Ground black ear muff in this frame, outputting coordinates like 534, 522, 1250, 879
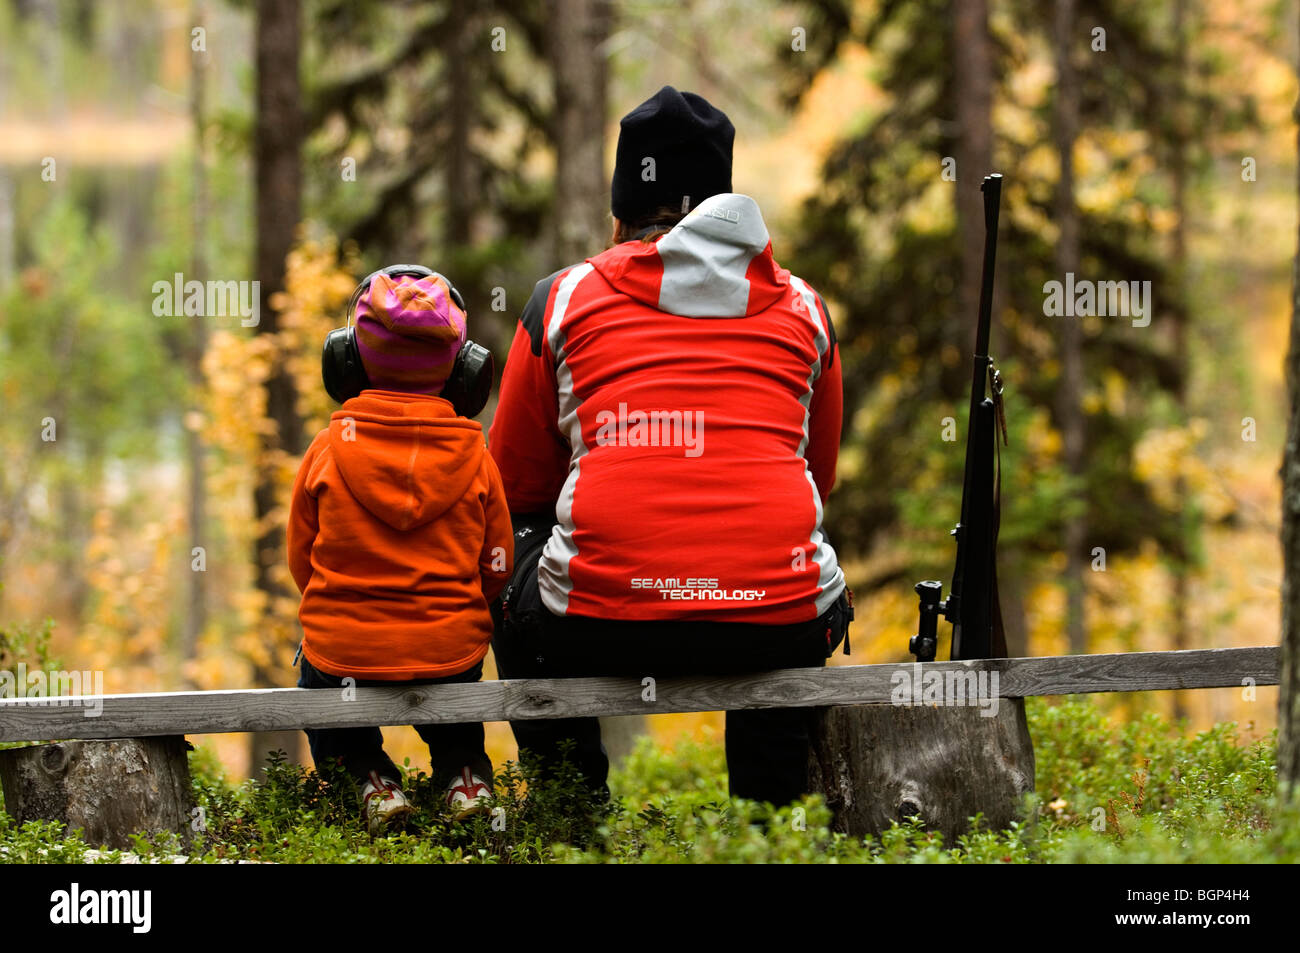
321, 325, 370, 404
441, 340, 495, 418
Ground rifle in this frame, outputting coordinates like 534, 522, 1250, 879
909, 173, 1009, 663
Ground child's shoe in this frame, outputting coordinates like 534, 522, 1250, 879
361, 771, 412, 834
445, 767, 492, 820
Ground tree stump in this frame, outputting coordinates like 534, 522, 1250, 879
0, 737, 195, 850
807, 699, 1035, 843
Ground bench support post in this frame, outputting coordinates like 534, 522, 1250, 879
0, 736, 195, 850
807, 699, 1036, 842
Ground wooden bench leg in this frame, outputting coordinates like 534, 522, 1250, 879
807, 698, 1035, 841
0, 736, 195, 851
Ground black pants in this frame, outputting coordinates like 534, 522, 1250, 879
297, 657, 491, 788
491, 520, 850, 806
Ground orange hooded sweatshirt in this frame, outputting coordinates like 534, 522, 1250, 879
287, 390, 514, 680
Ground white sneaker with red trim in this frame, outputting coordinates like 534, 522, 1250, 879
445, 767, 492, 820
361, 771, 412, 835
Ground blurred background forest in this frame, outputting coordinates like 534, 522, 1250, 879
0, 0, 1292, 778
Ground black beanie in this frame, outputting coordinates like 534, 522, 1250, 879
611, 86, 735, 225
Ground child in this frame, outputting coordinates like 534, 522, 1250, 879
287, 268, 513, 834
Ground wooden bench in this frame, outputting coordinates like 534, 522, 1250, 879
0, 646, 1280, 847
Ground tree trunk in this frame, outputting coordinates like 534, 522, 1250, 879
1000, 554, 1031, 658
251, 0, 305, 771
56, 469, 90, 624
36, 0, 63, 117
554, 1, 637, 753
1167, 0, 1193, 721
953, 0, 993, 348
1278, 2, 1300, 798
247, 730, 305, 781
1054, 0, 1087, 655
598, 714, 645, 767
445, 0, 475, 249
550, 0, 636, 752
0, 738, 195, 850
182, 0, 210, 675
549, 0, 612, 266
807, 701, 1035, 842
0, 170, 12, 292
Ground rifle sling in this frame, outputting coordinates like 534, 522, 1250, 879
990, 390, 1008, 658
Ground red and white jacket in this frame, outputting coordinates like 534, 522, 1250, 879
488, 192, 845, 624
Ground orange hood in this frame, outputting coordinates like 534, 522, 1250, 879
329, 390, 485, 531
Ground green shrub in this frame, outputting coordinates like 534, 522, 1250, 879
0, 695, 1292, 864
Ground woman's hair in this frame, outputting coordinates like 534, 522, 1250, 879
610, 206, 688, 245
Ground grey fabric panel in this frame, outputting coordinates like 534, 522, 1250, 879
656, 193, 769, 318
789, 275, 844, 614
538, 263, 597, 615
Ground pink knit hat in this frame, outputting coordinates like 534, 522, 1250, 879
354, 272, 467, 394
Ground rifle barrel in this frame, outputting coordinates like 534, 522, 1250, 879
951, 173, 1003, 661
910, 172, 1004, 664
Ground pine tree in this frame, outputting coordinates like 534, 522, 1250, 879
776, 0, 1255, 657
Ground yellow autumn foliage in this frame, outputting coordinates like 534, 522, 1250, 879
183, 229, 360, 691
78, 490, 184, 693
1133, 420, 1235, 522
275, 232, 362, 434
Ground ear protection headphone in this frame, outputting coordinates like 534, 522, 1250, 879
321, 264, 495, 418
